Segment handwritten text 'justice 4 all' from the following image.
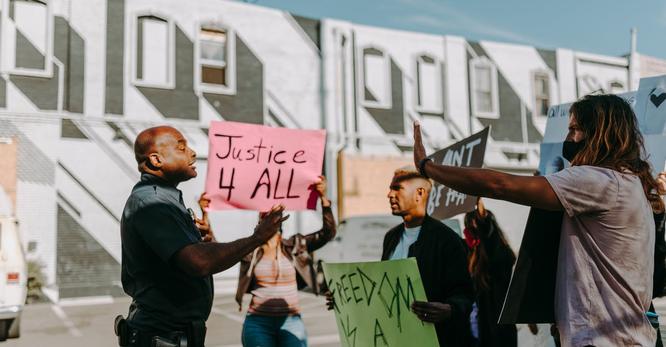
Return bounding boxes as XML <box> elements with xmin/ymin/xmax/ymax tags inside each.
<box><xmin>214</xmin><ymin>134</ymin><xmax>307</xmax><ymax>165</ymax></box>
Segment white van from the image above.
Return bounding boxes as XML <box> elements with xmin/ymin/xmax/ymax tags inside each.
<box><xmin>0</xmin><ymin>217</ymin><xmax>27</xmax><ymax>340</ymax></box>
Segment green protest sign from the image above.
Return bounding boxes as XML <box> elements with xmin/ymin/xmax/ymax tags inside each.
<box><xmin>322</xmin><ymin>258</ymin><xmax>439</xmax><ymax>347</ymax></box>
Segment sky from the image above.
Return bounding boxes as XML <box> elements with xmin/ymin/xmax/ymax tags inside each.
<box><xmin>248</xmin><ymin>0</ymin><xmax>666</xmax><ymax>59</ymax></box>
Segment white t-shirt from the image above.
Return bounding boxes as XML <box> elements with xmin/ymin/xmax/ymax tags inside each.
<box><xmin>389</xmin><ymin>225</ymin><xmax>422</xmax><ymax>260</ymax></box>
<box><xmin>546</xmin><ymin>165</ymin><xmax>655</xmax><ymax>347</ymax></box>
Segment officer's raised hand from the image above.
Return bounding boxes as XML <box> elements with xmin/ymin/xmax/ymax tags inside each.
<box><xmin>254</xmin><ymin>204</ymin><xmax>289</xmax><ymax>243</ymax></box>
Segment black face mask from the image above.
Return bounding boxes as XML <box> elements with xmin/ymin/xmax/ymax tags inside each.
<box><xmin>562</xmin><ymin>140</ymin><xmax>585</xmax><ymax>162</ymax></box>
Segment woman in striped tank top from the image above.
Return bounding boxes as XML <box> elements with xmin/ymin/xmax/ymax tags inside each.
<box><xmin>236</xmin><ymin>175</ymin><xmax>337</xmax><ymax>347</ymax></box>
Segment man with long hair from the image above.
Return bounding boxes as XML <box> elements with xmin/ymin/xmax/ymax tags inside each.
<box><xmin>413</xmin><ymin>94</ymin><xmax>664</xmax><ymax>346</ymax></box>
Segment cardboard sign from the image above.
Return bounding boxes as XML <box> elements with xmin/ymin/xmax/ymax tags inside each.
<box><xmin>635</xmin><ymin>76</ymin><xmax>666</xmax><ymax>135</ymax></box>
<box><xmin>542</xmin><ymin>103</ymin><xmax>572</xmax><ymax>144</ymax></box>
<box><xmin>426</xmin><ymin>127</ymin><xmax>489</xmax><ymax>220</ymax></box>
<box><xmin>204</xmin><ymin>121</ymin><xmax>326</xmax><ymax>211</ymax></box>
<box><xmin>322</xmin><ymin>258</ymin><xmax>439</xmax><ymax>347</ymax></box>
<box><xmin>538</xmin><ymin>143</ymin><xmax>568</xmax><ymax>176</ymax></box>
<box><xmin>645</xmin><ymin>134</ymin><xmax>666</xmax><ymax>174</ymax></box>
<box><xmin>498</xmin><ymin>207</ymin><xmax>563</xmax><ymax>323</ymax></box>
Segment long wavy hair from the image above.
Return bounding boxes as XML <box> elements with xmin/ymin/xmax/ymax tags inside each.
<box><xmin>569</xmin><ymin>94</ymin><xmax>664</xmax><ymax>212</ymax></box>
<box><xmin>464</xmin><ymin>209</ymin><xmax>516</xmax><ymax>293</ymax></box>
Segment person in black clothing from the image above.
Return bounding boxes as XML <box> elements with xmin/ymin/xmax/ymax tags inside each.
<box><xmin>118</xmin><ymin>126</ymin><xmax>287</xmax><ymax>347</ymax></box>
<box><xmin>651</xmin><ymin>171</ymin><xmax>666</xmax><ymax>347</ymax></box>
<box><xmin>325</xmin><ymin>166</ymin><xmax>473</xmax><ymax>346</ymax></box>
<box><xmin>651</xmin><ymin>210</ymin><xmax>665</xmax><ymax>347</ymax></box>
<box><xmin>385</xmin><ymin>166</ymin><xmax>473</xmax><ymax>346</ymax></box>
<box><xmin>463</xmin><ymin>198</ymin><xmax>517</xmax><ymax>347</ymax></box>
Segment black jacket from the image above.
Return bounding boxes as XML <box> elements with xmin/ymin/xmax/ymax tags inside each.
<box><xmin>382</xmin><ymin>215</ymin><xmax>474</xmax><ymax>347</ymax></box>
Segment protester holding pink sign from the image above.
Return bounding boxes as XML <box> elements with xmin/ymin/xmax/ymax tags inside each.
<box><xmin>205</xmin><ymin>121</ymin><xmax>326</xmax><ymax>211</ymax></box>
<box><xmin>236</xmin><ymin>175</ymin><xmax>336</xmax><ymax>347</ymax></box>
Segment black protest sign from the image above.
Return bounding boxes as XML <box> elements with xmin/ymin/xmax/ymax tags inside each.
<box><xmin>498</xmin><ymin>208</ymin><xmax>563</xmax><ymax>323</ymax></box>
<box><xmin>426</xmin><ymin>127</ymin><xmax>490</xmax><ymax>220</ymax></box>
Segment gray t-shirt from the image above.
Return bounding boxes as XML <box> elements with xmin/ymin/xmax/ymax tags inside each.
<box><xmin>546</xmin><ymin>166</ymin><xmax>655</xmax><ymax>347</ymax></box>
<box><xmin>389</xmin><ymin>225</ymin><xmax>421</xmax><ymax>260</ymax></box>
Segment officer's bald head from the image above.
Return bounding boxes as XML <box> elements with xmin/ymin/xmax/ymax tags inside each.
<box><xmin>134</xmin><ymin>126</ymin><xmax>179</xmax><ymax>173</ymax></box>
<box><xmin>133</xmin><ymin>126</ymin><xmax>197</xmax><ymax>183</ymax></box>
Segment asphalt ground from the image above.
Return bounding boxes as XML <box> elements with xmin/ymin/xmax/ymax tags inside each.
<box><xmin>4</xmin><ymin>293</ymin><xmax>338</xmax><ymax>347</ymax></box>
<box><xmin>5</xmin><ymin>294</ymin><xmax>666</xmax><ymax>346</ymax></box>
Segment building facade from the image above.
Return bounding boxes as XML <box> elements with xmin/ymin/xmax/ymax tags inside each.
<box><xmin>0</xmin><ymin>0</ymin><xmax>663</xmax><ymax>299</ymax></box>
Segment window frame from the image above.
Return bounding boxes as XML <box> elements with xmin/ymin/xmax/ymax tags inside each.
<box><xmin>2</xmin><ymin>0</ymin><xmax>54</xmax><ymax>78</ymax></box>
<box><xmin>359</xmin><ymin>46</ymin><xmax>392</xmax><ymax>109</ymax></box>
<box><xmin>532</xmin><ymin>70</ymin><xmax>551</xmax><ymax>117</ymax></box>
<box><xmin>130</xmin><ymin>12</ymin><xmax>176</xmax><ymax>90</ymax></box>
<box><xmin>414</xmin><ymin>53</ymin><xmax>443</xmax><ymax>114</ymax></box>
<box><xmin>469</xmin><ymin>57</ymin><xmax>500</xmax><ymax>119</ymax></box>
<box><xmin>194</xmin><ymin>21</ymin><xmax>236</xmax><ymax>96</ymax></box>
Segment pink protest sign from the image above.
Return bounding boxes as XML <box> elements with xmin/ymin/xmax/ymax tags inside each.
<box><xmin>205</xmin><ymin>121</ymin><xmax>326</xmax><ymax>211</ymax></box>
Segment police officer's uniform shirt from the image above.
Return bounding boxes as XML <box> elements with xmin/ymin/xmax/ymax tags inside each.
<box><xmin>121</xmin><ymin>173</ymin><xmax>213</xmax><ymax>333</ymax></box>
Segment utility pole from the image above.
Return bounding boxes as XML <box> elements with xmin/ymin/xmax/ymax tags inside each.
<box><xmin>628</xmin><ymin>28</ymin><xmax>640</xmax><ymax>91</ymax></box>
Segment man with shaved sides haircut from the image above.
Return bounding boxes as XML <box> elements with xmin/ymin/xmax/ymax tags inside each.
<box><xmin>116</xmin><ymin>126</ymin><xmax>287</xmax><ymax>347</ymax></box>
<box><xmin>384</xmin><ymin>166</ymin><xmax>473</xmax><ymax>346</ymax></box>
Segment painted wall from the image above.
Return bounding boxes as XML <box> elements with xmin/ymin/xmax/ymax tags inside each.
<box><xmin>0</xmin><ymin>0</ymin><xmax>659</xmax><ymax>299</ymax></box>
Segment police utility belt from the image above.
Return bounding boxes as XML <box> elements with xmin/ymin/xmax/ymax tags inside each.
<box><xmin>114</xmin><ymin>315</ymin><xmax>206</xmax><ymax>347</ymax></box>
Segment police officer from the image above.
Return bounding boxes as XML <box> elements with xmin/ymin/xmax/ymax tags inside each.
<box><xmin>117</xmin><ymin>126</ymin><xmax>287</xmax><ymax>347</ymax></box>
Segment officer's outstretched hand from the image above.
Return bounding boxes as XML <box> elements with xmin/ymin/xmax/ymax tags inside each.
<box><xmin>254</xmin><ymin>204</ymin><xmax>288</xmax><ymax>243</ymax></box>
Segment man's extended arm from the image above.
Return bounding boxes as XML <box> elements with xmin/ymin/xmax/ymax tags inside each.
<box><xmin>413</xmin><ymin>121</ymin><xmax>563</xmax><ymax>211</ymax></box>
<box><xmin>175</xmin><ymin>205</ymin><xmax>288</xmax><ymax>277</ymax></box>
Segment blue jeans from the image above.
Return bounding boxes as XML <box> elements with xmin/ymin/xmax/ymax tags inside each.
<box><xmin>241</xmin><ymin>314</ymin><xmax>308</xmax><ymax>347</ymax></box>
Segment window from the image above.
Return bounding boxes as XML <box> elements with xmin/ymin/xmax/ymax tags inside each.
<box><xmin>416</xmin><ymin>55</ymin><xmax>442</xmax><ymax>113</ymax></box>
<box><xmin>362</xmin><ymin>47</ymin><xmax>390</xmax><ymax>107</ymax></box>
<box><xmin>7</xmin><ymin>0</ymin><xmax>52</xmax><ymax>75</ymax></box>
<box><xmin>470</xmin><ymin>58</ymin><xmax>499</xmax><ymax>118</ymax></box>
<box><xmin>196</xmin><ymin>23</ymin><xmax>235</xmax><ymax>94</ymax></box>
<box><xmin>200</xmin><ymin>28</ymin><xmax>227</xmax><ymax>86</ymax></box>
<box><xmin>533</xmin><ymin>72</ymin><xmax>550</xmax><ymax>117</ymax></box>
<box><xmin>133</xmin><ymin>15</ymin><xmax>174</xmax><ymax>88</ymax></box>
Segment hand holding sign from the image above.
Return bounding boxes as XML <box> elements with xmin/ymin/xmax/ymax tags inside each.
<box><xmin>193</xmin><ymin>193</ymin><xmax>215</xmax><ymax>242</ymax></box>
<box><xmin>411</xmin><ymin>301</ymin><xmax>452</xmax><ymax>323</ymax></box>
<box><xmin>324</xmin><ymin>290</ymin><xmax>335</xmax><ymax>311</ymax></box>
<box><xmin>312</xmin><ymin>175</ymin><xmax>331</xmax><ymax>207</ymax></box>
<box><xmin>253</xmin><ymin>204</ymin><xmax>289</xmax><ymax>243</ymax></box>
<box><xmin>198</xmin><ymin>193</ymin><xmax>211</xmax><ymax>211</ymax></box>
<box><xmin>657</xmin><ymin>172</ymin><xmax>666</xmax><ymax>195</ymax></box>
<box><xmin>195</xmin><ymin>216</ymin><xmax>215</xmax><ymax>242</ymax></box>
